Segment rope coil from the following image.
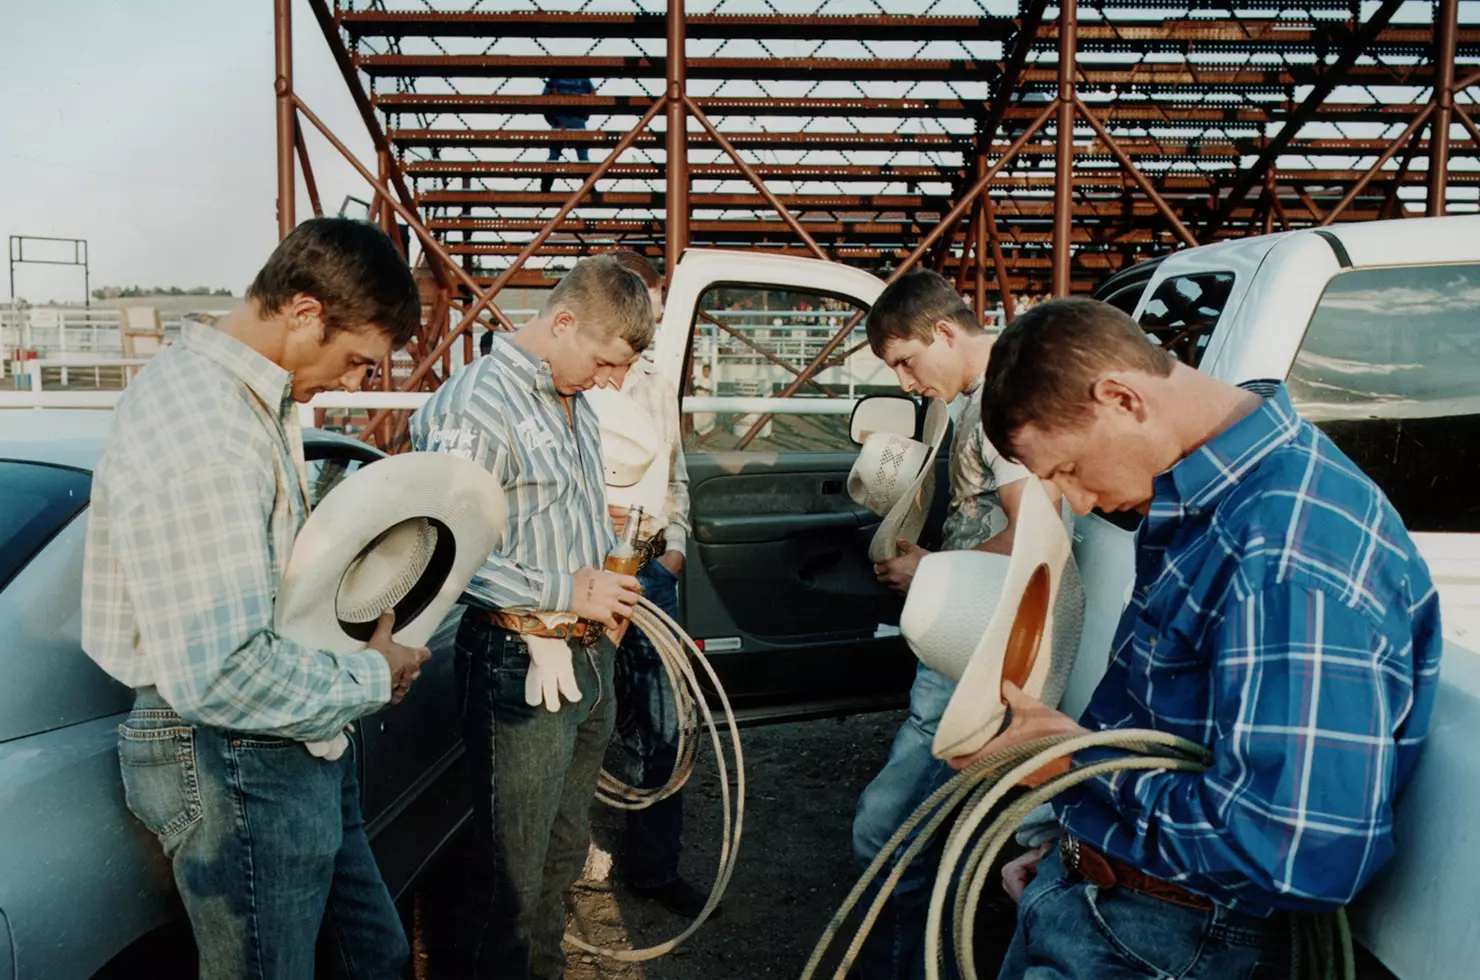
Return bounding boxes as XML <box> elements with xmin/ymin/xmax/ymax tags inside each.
<box><xmin>803</xmin><ymin>729</ymin><xmax>1354</xmax><ymax>980</ymax></box>
<box><xmin>565</xmin><ymin>596</ymin><xmax>745</xmax><ymax>962</ymax></box>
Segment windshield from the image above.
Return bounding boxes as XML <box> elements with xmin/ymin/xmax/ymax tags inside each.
<box><xmin>0</xmin><ymin>461</ymin><xmax>92</xmax><ymax>591</ymax></box>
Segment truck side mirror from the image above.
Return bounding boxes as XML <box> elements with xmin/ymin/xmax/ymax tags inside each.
<box><xmin>849</xmin><ymin>394</ymin><xmax>918</xmax><ymax>445</ymax></box>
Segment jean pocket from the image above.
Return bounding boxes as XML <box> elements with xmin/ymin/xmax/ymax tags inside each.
<box><xmin>118</xmin><ymin>723</ymin><xmax>203</xmax><ymax>844</ymax></box>
<box><xmin>1082</xmin><ymin>884</ymin><xmax>1212</xmax><ymax>979</ymax></box>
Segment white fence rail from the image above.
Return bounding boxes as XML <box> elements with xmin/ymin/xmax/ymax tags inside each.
<box><xmin>0</xmin><ymin>389</ymin><xmax>860</xmax><ymax>426</ymax></box>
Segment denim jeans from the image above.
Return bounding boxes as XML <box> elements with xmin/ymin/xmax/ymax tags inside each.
<box><xmin>117</xmin><ymin>688</ymin><xmax>408</xmax><ymax>980</ymax></box>
<box><xmin>998</xmin><ymin>847</ymin><xmax>1290</xmax><ymax>980</ymax></box>
<box><xmin>851</xmin><ymin>662</ymin><xmax>959</xmax><ymax>980</ymax></box>
<box><xmin>456</xmin><ymin>616</ymin><xmax>618</xmax><ymax>980</ymax></box>
<box><xmin>613</xmin><ymin>559</ymin><xmax>684</xmax><ymax>889</ymax></box>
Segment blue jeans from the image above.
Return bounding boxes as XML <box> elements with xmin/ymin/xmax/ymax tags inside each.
<box><xmin>456</xmin><ymin>617</ymin><xmax>618</xmax><ymax>980</ymax></box>
<box><xmin>852</xmin><ymin>662</ymin><xmax>959</xmax><ymax>980</ymax></box>
<box><xmin>614</xmin><ymin>559</ymin><xmax>684</xmax><ymax>889</ymax></box>
<box><xmin>117</xmin><ymin>688</ymin><xmax>407</xmax><ymax>980</ymax></box>
<box><xmin>999</xmin><ymin>848</ymin><xmax>1289</xmax><ymax>979</ymax></box>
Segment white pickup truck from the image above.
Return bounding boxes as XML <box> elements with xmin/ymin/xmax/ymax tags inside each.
<box><xmin>653</xmin><ymin>214</ymin><xmax>1480</xmax><ymax>980</ymax></box>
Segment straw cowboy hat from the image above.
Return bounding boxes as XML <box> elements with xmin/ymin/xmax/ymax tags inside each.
<box><xmin>899</xmin><ymin>477</ymin><xmax>1085</xmax><ymax>760</ymax></box>
<box><xmin>275</xmin><ymin>451</ymin><xmax>508</xmax><ymax>654</ymax></box>
<box><xmin>584</xmin><ymin>383</ymin><xmax>662</xmax><ymax>491</ymax></box>
<box><xmin>848</xmin><ymin>398</ymin><xmax>951</xmax><ymax>564</ymax></box>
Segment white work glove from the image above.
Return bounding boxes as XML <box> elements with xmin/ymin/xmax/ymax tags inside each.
<box><xmin>524</xmin><ymin>635</ymin><xmax>583</xmax><ymax>712</ymax></box>
<box><xmin>304</xmin><ymin>725</ymin><xmax>352</xmax><ymax>762</ymax></box>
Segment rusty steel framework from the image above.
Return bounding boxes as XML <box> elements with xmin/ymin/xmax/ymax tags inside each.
<box><xmin>274</xmin><ymin>0</ymin><xmax>1479</xmax><ymax>446</ymax></box>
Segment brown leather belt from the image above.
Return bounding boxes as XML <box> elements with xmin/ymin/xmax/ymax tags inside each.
<box><xmin>486</xmin><ymin>610</ymin><xmax>600</xmax><ymax>644</ymax></box>
<box><xmin>637</xmin><ymin>531</ymin><xmax>667</xmax><ymax>567</ymax></box>
<box><xmin>1059</xmin><ymin>836</ymin><xmax>1214</xmax><ymax>911</ymax></box>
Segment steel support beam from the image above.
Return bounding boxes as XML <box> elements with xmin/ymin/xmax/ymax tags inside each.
<box><xmin>665</xmin><ymin>0</ymin><xmax>689</xmax><ymax>279</ymax></box>
<box><xmin>1199</xmin><ymin>0</ymin><xmax>1405</xmax><ymax>241</ymax></box>
<box><xmin>1053</xmin><ymin>0</ymin><xmax>1077</xmax><ymax>297</ymax></box>
<box><xmin>1322</xmin><ymin>103</ymin><xmax>1437</xmax><ymax>225</ymax></box>
<box><xmin>274</xmin><ymin>0</ymin><xmax>295</xmax><ymax>238</ymax></box>
<box><xmin>293</xmin><ymin>120</ymin><xmax>323</xmax><ymax>219</ymax></box>
<box><xmin>1430</xmin><ymin>0</ymin><xmax>1459</xmax><ymax>216</ymax></box>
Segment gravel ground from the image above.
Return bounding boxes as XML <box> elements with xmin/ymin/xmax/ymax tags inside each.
<box><xmin>409</xmin><ymin>709</ymin><xmax>1396</xmax><ymax>980</ymax></box>
<box><xmin>409</xmin><ymin>709</ymin><xmax>1026</xmax><ymax>979</ymax></box>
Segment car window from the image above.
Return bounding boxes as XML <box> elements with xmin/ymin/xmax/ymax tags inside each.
<box><xmin>1287</xmin><ymin>262</ymin><xmax>1480</xmax><ymax>534</ymax></box>
<box><xmin>308</xmin><ymin>457</ymin><xmax>366</xmax><ymax>510</ymax></box>
<box><xmin>0</xmin><ymin>461</ymin><xmax>91</xmax><ymax>591</ymax></box>
<box><xmin>683</xmin><ymin>284</ymin><xmax>872</xmax><ymax>453</ymax></box>
<box><xmin>1138</xmin><ymin>272</ymin><xmax>1235</xmax><ymax>369</ymax></box>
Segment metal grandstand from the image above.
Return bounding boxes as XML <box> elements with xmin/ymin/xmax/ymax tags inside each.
<box><xmin>270</xmin><ymin>0</ymin><xmax>1477</xmax><ymax>442</ymax></box>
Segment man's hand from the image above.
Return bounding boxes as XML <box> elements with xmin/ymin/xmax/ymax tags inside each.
<box><xmin>367</xmin><ymin>611</ymin><xmax>431</xmax><ymax>705</ymax></box>
<box><xmin>572</xmin><ymin>566</ymin><xmax>642</xmax><ymax>630</ymax></box>
<box><xmin>1002</xmin><ymin>842</ymin><xmax>1055</xmax><ymax>903</ymax></box>
<box><xmin>608</xmin><ymin>504</ymin><xmax>630</xmax><ymax>538</ymax></box>
<box><xmin>658</xmin><ymin>549</ymin><xmax>685</xmax><ymax>577</ymax></box>
<box><xmin>947</xmin><ymin>681</ymin><xmax>1087</xmax><ymax>784</ymax></box>
<box><xmin>873</xmin><ymin>540</ymin><xmax>930</xmax><ymax>593</ymax></box>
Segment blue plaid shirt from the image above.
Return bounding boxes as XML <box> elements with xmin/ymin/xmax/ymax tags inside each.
<box><xmin>1058</xmin><ymin>386</ymin><xmax>1443</xmax><ymax>916</ymax></box>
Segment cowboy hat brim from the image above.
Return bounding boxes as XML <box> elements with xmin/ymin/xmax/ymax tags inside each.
<box><xmin>275</xmin><ymin>451</ymin><xmax>507</xmax><ymax>653</ymax></box>
<box><xmin>929</xmin><ymin>477</ymin><xmax>1085</xmax><ymax>760</ymax></box>
<box><xmin>867</xmin><ymin>398</ymin><xmax>951</xmax><ymax>563</ymax></box>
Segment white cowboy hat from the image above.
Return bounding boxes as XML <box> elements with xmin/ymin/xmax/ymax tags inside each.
<box><xmin>275</xmin><ymin>451</ymin><xmax>508</xmax><ymax>653</ymax></box>
<box><xmin>585</xmin><ymin>383</ymin><xmax>662</xmax><ymax>490</ymax></box>
<box><xmin>848</xmin><ymin>398</ymin><xmax>951</xmax><ymax>563</ymax></box>
<box><xmin>899</xmin><ymin>477</ymin><xmax>1085</xmax><ymax>760</ymax></box>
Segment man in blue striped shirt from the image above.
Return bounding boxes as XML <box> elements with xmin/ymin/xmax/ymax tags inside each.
<box><xmin>972</xmin><ymin>298</ymin><xmax>1442</xmax><ymax>979</ymax></box>
<box><xmin>409</xmin><ymin>254</ymin><xmax>655</xmax><ymax>980</ymax></box>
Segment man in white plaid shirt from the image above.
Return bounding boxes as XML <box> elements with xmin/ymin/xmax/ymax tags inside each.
<box><xmin>82</xmin><ymin>218</ymin><xmax>428</xmax><ymax>979</ymax></box>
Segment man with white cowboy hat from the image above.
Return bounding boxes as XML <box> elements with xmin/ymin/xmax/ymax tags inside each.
<box><xmin>81</xmin><ymin>218</ymin><xmax>431</xmax><ymax>977</ymax></box>
<box><xmin>974</xmin><ymin>298</ymin><xmax>1441</xmax><ymax>980</ymax></box>
<box><xmin>587</xmin><ymin>249</ymin><xmax>709</xmax><ymax>918</ymax></box>
<box><xmin>848</xmin><ymin>268</ymin><xmax>1066</xmax><ymax>980</ymax></box>
<box><xmin>409</xmin><ymin>253</ymin><xmax>655</xmax><ymax>980</ymax></box>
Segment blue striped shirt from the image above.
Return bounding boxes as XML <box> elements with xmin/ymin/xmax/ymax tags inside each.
<box><xmin>408</xmin><ymin>336</ymin><xmax>614</xmax><ymax>613</ymax></box>
<box><xmin>1058</xmin><ymin>386</ymin><xmax>1443</xmax><ymax>916</ymax></box>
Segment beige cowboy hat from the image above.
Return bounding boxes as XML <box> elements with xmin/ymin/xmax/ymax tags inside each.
<box><xmin>848</xmin><ymin>398</ymin><xmax>951</xmax><ymax>563</ymax></box>
<box><xmin>899</xmin><ymin>477</ymin><xmax>1085</xmax><ymax>760</ymax></box>
<box><xmin>275</xmin><ymin>451</ymin><xmax>508</xmax><ymax>653</ymax></box>
<box><xmin>584</xmin><ymin>383</ymin><xmax>663</xmax><ymax>490</ymax></box>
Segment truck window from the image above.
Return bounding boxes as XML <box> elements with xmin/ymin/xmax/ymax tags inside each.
<box><xmin>1138</xmin><ymin>272</ymin><xmax>1235</xmax><ymax>369</ymax></box>
<box><xmin>1287</xmin><ymin>262</ymin><xmax>1480</xmax><ymax>533</ymax></box>
<box><xmin>683</xmin><ymin>284</ymin><xmax>871</xmax><ymax>453</ymax></box>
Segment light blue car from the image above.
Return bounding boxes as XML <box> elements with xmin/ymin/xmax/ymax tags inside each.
<box><xmin>0</xmin><ymin>410</ymin><xmax>469</xmax><ymax>979</ymax></box>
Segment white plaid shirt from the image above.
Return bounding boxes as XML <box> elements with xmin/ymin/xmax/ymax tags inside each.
<box><xmin>614</xmin><ymin>355</ymin><xmax>691</xmax><ymax>554</ymax></box>
<box><xmin>81</xmin><ymin>321</ymin><xmax>391</xmax><ymax>740</ymax></box>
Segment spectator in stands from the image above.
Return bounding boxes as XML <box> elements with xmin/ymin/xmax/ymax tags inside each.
<box><xmin>541</xmin><ymin>77</ymin><xmax>596</xmax><ymax>193</ymax></box>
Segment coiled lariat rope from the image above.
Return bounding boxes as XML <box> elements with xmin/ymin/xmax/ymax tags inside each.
<box><xmin>802</xmin><ymin>729</ymin><xmax>1354</xmax><ymax>980</ymax></box>
<box><xmin>566</xmin><ymin>595</ymin><xmax>745</xmax><ymax>962</ymax></box>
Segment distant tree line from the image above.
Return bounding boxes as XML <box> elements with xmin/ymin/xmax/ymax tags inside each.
<box><xmin>91</xmin><ymin>285</ymin><xmax>235</xmax><ymax>299</ymax></box>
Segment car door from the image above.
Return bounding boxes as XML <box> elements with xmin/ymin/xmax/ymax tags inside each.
<box><xmin>653</xmin><ymin>250</ymin><xmax>948</xmax><ymax>724</ymax></box>
<box><xmin>302</xmin><ymin>432</ymin><xmax>467</xmax><ymax>896</ymax></box>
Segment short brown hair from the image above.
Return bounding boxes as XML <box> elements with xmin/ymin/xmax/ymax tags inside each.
<box><xmin>604</xmin><ymin>249</ymin><xmax>663</xmax><ymax>290</ymax></box>
<box><xmin>866</xmin><ymin>269</ymin><xmax>982</xmax><ymax>357</ymax></box>
<box><xmin>982</xmin><ymin>297</ymin><xmax>1173</xmax><ymax>458</ymax></box>
<box><xmin>247</xmin><ymin>217</ymin><xmax>420</xmax><ymax>349</ymax></box>
<box><xmin>545</xmin><ymin>254</ymin><xmax>655</xmax><ymax>352</ymax></box>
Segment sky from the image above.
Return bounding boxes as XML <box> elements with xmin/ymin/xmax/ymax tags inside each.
<box><xmin>2</xmin><ymin>1</ymin><xmax>380</xmax><ymax>304</ymax></box>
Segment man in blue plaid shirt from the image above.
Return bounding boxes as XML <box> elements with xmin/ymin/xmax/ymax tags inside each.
<box><xmin>970</xmin><ymin>298</ymin><xmax>1442</xmax><ymax>979</ymax></box>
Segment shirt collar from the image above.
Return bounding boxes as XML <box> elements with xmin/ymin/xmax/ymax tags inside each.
<box><xmin>489</xmin><ymin>334</ymin><xmax>560</xmax><ymax>399</ymax></box>
<box><xmin>180</xmin><ymin>319</ymin><xmax>292</xmax><ymax>411</ymax></box>
<box><xmin>1150</xmin><ymin>384</ymin><xmax>1302</xmax><ymax>521</ymax></box>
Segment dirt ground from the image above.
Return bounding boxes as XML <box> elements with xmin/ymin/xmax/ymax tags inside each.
<box><xmin>409</xmin><ymin>708</ymin><xmax>1024</xmax><ymax>979</ymax></box>
<box><xmin>408</xmin><ymin>708</ymin><xmax>1397</xmax><ymax>980</ymax></box>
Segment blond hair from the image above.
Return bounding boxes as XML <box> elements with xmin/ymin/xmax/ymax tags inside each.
<box><xmin>544</xmin><ymin>254</ymin><xmax>655</xmax><ymax>352</ymax></box>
